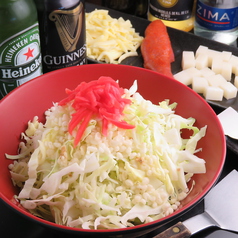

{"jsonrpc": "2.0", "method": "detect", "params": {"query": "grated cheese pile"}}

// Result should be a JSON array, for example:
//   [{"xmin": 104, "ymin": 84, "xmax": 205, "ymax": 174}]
[{"xmin": 86, "ymin": 9, "xmax": 144, "ymax": 64}]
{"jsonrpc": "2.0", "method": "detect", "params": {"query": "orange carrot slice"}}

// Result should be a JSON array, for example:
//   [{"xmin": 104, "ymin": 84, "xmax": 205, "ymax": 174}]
[
  {"xmin": 141, "ymin": 20, "xmax": 174, "ymax": 78},
  {"xmin": 59, "ymin": 76, "xmax": 135, "ymax": 146}
]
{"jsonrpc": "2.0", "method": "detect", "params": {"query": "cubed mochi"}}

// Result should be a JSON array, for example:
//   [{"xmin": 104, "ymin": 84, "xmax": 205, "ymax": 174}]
[
  {"xmin": 192, "ymin": 76, "xmax": 209, "ymax": 94},
  {"xmin": 205, "ymin": 74, "xmax": 227, "ymax": 87},
  {"xmin": 219, "ymin": 82, "xmax": 238, "ymax": 100},
  {"xmin": 234, "ymin": 76, "xmax": 238, "ymax": 88},
  {"xmin": 221, "ymin": 62, "xmax": 232, "ymax": 81},
  {"xmin": 200, "ymin": 67, "xmax": 215, "ymax": 77},
  {"xmin": 195, "ymin": 54, "xmax": 209, "ymax": 70},
  {"xmin": 228, "ymin": 55, "xmax": 238, "ymax": 74},
  {"xmin": 173, "ymin": 67, "xmax": 201, "ymax": 85},
  {"xmin": 221, "ymin": 51, "xmax": 232, "ymax": 62},
  {"xmin": 211, "ymin": 57, "xmax": 223, "ymax": 74},
  {"xmin": 207, "ymin": 49, "xmax": 221, "ymax": 67},
  {"xmin": 195, "ymin": 45, "xmax": 208, "ymax": 58},
  {"xmin": 182, "ymin": 51, "xmax": 195, "ymax": 70},
  {"xmin": 173, "ymin": 70, "xmax": 191, "ymax": 85},
  {"xmin": 203, "ymin": 86, "xmax": 223, "ymax": 101}
]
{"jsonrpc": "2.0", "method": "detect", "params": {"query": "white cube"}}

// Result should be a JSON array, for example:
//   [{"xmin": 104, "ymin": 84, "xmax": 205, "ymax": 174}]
[
  {"xmin": 174, "ymin": 67, "xmax": 201, "ymax": 85},
  {"xmin": 211, "ymin": 57, "xmax": 223, "ymax": 74},
  {"xmin": 228, "ymin": 55, "xmax": 238, "ymax": 74},
  {"xmin": 182, "ymin": 51, "xmax": 195, "ymax": 70},
  {"xmin": 203, "ymin": 86, "xmax": 223, "ymax": 101},
  {"xmin": 192, "ymin": 76, "xmax": 209, "ymax": 94},
  {"xmin": 185, "ymin": 67, "xmax": 202, "ymax": 77},
  {"xmin": 234, "ymin": 76, "xmax": 238, "ymax": 88},
  {"xmin": 173, "ymin": 70, "xmax": 192, "ymax": 85},
  {"xmin": 208, "ymin": 49, "xmax": 221, "ymax": 67},
  {"xmin": 205, "ymin": 74, "xmax": 227, "ymax": 87},
  {"xmin": 219, "ymin": 82, "xmax": 238, "ymax": 100},
  {"xmin": 221, "ymin": 51, "xmax": 232, "ymax": 62},
  {"xmin": 221, "ymin": 62, "xmax": 232, "ymax": 81},
  {"xmin": 195, "ymin": 54, "xmax": 209, "ymax": 70},
  {"xmin": 195, "ymin": 45, "xmax": 208, "ymax": 58},
  {"xmin": 200, "ymin": 67, "xmax": 215, "ymax": 77}
]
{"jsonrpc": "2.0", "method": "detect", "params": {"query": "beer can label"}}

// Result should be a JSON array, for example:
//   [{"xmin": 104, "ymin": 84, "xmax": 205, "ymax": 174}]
[
  {"xmin": 196, "ymin": 0, "xmax": 238, "ymax": 31},
  {"xmin": 149, "ymin": 0, "xmax": 194, "ymax": 21},
  {"xmin": 41, "ymin": 1, "xmax": 87, "ymax": 73},
  {"xmin": 0, "ymin": 23, "xmax": 42, "ymax": 98}
]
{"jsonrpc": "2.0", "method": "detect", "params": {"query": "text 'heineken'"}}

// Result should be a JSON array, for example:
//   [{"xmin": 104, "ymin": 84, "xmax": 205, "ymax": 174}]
[
  {"xmin": 0, "ymin": 0, "xmax": 43, "ymax": 99},
  {"xmin": 34, "ymin": 0, "xmax": 87, "ymax": 73}
]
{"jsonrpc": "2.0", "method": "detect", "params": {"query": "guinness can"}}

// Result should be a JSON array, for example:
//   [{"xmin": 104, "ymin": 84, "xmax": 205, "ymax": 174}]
[{"xmin": 34, "ymin": 0, "xmax": 86, "ymax": 73}]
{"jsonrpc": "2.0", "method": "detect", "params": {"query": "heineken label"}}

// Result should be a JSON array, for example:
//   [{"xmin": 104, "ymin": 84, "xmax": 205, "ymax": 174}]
[{"xmin": 0, "ymin": 23, "xmax": 42, "ymax": 98}]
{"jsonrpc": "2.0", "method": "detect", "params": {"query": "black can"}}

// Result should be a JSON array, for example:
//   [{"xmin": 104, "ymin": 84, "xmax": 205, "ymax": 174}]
[{"xmin": 34, "ymin": 0, "xmax": 86, "ymax": 73}]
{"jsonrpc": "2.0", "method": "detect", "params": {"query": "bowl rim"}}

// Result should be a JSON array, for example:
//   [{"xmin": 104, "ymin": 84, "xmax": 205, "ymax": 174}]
[{"xmin": 0, "ymin": 64, "xmax": 226, "ymax": 234}]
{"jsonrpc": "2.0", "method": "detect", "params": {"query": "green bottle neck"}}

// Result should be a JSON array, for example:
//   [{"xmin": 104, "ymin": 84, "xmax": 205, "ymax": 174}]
[{"xmin": 0, "ymin": 0, "xmax": 38, "ymax": 42}]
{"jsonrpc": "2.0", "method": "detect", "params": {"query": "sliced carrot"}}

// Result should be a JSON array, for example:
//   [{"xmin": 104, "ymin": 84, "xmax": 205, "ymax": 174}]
[
  {"xmin": 59, "ymin": 76, "xmax": 135, "ymax": 146},
  {"xmin": 141, "ymin": 20, "xmax": 174, "ymax": 78}
]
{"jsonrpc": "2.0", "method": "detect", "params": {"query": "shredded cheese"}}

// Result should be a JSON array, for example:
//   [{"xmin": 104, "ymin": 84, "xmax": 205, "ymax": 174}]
[{"xmin": 86, "ymin": 9, "xmax": 143, "ymax": 64}]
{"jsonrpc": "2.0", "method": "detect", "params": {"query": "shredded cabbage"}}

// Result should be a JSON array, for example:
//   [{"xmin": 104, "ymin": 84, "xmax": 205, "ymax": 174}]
[{"xmin": 7, "ymin": 80, "xmax": 206, "ymax": 229}]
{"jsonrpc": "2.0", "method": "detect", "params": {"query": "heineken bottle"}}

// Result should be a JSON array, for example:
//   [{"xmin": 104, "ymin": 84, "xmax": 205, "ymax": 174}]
[
  {"xmin": 34, "ymin": 0, "xmax": 87, "ymax": 73},
  {"xmin": 0, "ymin": 0, "xmax": 43, "ymax": 99}
]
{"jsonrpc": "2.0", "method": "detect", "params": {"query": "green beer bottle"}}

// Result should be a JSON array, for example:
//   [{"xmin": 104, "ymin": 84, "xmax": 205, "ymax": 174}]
[{"xmin": 0, "ymin": 0, "xmax": 43, "ymax": 99}]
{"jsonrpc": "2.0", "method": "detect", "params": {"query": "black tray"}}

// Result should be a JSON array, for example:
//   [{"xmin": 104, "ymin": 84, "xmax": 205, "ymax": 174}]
[
  {"xmin": 86, "ymin": 3, "xmax": 238, "ymax": 154},
  {"xmin": 86, "ymin": 3, "xmax": 238, "ymax": 110}
]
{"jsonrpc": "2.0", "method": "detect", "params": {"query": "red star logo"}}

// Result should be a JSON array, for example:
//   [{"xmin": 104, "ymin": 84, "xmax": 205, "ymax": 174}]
[{"xmin": 24, "ymin": 47, "xmax": 34, "ymax": 61}]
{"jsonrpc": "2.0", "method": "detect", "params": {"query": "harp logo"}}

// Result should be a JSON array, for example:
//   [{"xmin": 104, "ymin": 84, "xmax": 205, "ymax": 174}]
[{"xmin": 49, "ymin": 2, "xmax": 83, "ymax": 52}]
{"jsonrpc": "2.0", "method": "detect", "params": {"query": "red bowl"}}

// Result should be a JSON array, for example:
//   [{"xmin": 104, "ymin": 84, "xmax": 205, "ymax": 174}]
[{"xmin": 0, "ymin": 64, "xmax": 226, "ymax": 237}]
